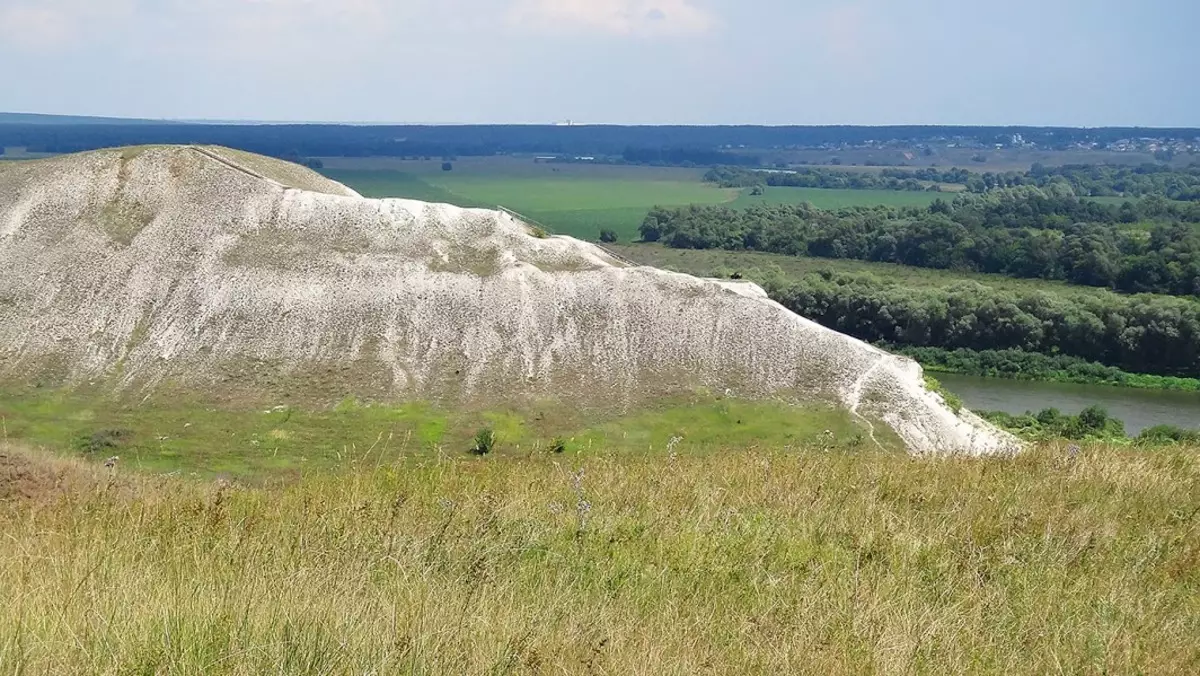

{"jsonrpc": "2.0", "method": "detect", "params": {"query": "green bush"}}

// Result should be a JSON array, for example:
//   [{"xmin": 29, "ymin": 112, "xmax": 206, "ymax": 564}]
[
  {"xmin": 599, "ymin": 229, "xmax": 619, "ymax": 243},
  {"xmin": 469, "ymin": 428, "xmax": 496, "ymax": 455},
  {"xmin": 1137, "ymin": 425, "xmax": 1200, "ymax": 444},
  {"xmin": 980, "ymin": 406, "xmax": 1127, "ymax": 442},
  {"xmin": 73, "ymin": 429, "xmax": 132, "ymax": 455}
]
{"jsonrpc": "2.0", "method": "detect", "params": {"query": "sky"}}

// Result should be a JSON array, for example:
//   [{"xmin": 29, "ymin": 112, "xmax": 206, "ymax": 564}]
[{"xmin": 1, "ymin": 0, "xmax": 1197, "ymax": 126}]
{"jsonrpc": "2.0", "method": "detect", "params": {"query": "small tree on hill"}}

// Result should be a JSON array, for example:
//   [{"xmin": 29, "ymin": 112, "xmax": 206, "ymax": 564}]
[
  {"xmin": 441, "ymin": 162, "xmax": 453, "ymax": 171},
  {"xmin": 599, "ymin": 229, "xmax": 619, "ymax": 243}
]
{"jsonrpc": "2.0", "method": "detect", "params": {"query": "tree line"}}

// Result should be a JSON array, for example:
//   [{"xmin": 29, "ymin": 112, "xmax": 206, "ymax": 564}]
[
  {"xmin": 733, "ymin": 267, "xmax": 1200, "ymax": 377},
  {"xmin": 640, "ymin": 186, "xmax": 1200, "ymax": 296},
  {"xmin": 974, "ymin": 163, "xmax": 1200, "ymax": 201},
  {"xmin": 887, "ymin": 344, "xmax": 1200, "ymax": 390},
  {"xmin": 5, "ymin": 123, "xmax": 1197, "ymax": 160},
  {"xmin": 704, "ymin": 166, "xmax": 953, "ymax": 191},
  {"xmin": 706, "ymin": 163, "xmax": 1200, "ymax": 202}
]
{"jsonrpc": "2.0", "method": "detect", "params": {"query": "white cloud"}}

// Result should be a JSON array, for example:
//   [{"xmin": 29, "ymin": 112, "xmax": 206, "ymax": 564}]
[{"xmin": 509, "ymin": 0, "xmax": 718, "ymax": 37}]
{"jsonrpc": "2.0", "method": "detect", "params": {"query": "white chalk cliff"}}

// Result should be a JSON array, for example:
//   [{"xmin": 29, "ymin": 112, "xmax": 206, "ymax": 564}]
[{"xmin": 0, "ymin": 146, "xmax": 1019, "ymax": 455}]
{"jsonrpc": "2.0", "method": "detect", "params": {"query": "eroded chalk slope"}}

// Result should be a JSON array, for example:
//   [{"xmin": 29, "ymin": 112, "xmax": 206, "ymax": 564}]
[{"xmin": 0, "ymin": 146, "xmax": 1020, "ymax": 455}]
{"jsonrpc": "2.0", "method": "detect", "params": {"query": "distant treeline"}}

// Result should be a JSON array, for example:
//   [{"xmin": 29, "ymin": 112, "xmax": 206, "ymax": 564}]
[
  {"xmin": 705, "ymin": 166, "xmax": 971, "ymax": 190},
  {"xmin": 970, "ymin": 163, "xmax": 1200, "ymax": 201},
  {"xmin": 707, "ymin": 163, "xmax": 1200, "ymax": 201},
  {"xmin": 733, "ymin": 267, "xmax": 1200, "ymax": 377},
  {"xmin": 887, "ymin": 345, "xmax": 1200, "ymax": 391},
  {"xmin": 3, "ymin": 122, "xmax": 1199, "ymax": 161},
  {"xmin": 641, "ymin": 187, "xmax": 1200, "ymax": 296}
]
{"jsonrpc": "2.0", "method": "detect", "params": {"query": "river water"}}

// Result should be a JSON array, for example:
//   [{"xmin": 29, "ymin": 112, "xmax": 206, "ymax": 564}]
[{"xmin": 936, "ymin": 373, "xmax": 1200, "ymax": 435}]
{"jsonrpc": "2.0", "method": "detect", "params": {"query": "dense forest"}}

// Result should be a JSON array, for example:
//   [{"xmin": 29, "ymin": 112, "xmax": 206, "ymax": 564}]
[
  {"xmin": 707, "ymin": 164, "xmax": 1200, "ymax": 201},
  {"xmin": 964, "ymin": 163, "xmax": 1200, "ymax": 200},
  {"xmin": 641, "ymin": 187, "xmax": 1200, "ymax": 296},
  {"xmin": 3, "ymin": 122, "xmax": 1199, "ymax": 161},
  {"xmin": 731, "ymin": 267, "xmax": 1200, "ymax": 377}
]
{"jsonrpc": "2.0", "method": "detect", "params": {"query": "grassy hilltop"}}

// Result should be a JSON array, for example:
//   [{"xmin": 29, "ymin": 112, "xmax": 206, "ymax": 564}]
[{"xmin": 2, "ymin": 441, "xmax": 1197, "ymax": 674}]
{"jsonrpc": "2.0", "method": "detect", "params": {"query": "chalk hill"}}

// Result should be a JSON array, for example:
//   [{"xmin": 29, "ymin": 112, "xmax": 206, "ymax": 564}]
[{"xmin": 0, "ymin": 146, "xmax": 1017, "ymax": 455}]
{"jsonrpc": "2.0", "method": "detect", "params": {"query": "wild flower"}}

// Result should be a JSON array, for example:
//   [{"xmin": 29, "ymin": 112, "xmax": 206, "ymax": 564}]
[
  {"xmin": 576, "ymin": 499, "xmax": 592, "ymax": 529},
  {"xmin": 666, "ymin": 435, "xmax": 682, "ymax": 463}
]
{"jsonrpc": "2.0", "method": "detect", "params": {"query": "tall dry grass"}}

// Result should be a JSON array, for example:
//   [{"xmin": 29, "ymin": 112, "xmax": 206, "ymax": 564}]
[{"xmin": 0, "ymin": 442, "xmax": 1197, "ymax": 674}]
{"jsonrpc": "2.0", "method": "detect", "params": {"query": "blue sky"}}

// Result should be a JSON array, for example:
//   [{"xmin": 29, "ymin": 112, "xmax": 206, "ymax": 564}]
[{"xmin": 1, "ymin": 0, "xmax": 1197, "ymax": 126}]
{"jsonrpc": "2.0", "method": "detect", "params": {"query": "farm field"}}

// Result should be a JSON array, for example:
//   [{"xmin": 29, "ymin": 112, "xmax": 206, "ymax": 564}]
[
  {"xmin": 321, "ymin": 157, "xmax": 732, "ymax": 241},
  {"xmin": 322, "ymin": 158, "xmax": 957, "ymax": 241}
]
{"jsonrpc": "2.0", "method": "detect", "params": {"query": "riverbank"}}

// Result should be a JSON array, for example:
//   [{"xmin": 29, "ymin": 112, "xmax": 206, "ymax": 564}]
[
  {"xmin": 891, "ymin": 344, "xmax": 1200, "ymax": 392},
  {"xmin": 937, "ymin": 372, "xmax": 1200, "ymax": 437}
]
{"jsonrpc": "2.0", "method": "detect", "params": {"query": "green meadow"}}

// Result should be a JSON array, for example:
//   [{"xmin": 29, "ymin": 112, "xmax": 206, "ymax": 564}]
[
  {"xmin": 0, "ymin": 387, "xmax": 872, "ymax": 480},
  {"xmin": 322, "ymin": 159, "xmax": 733, "ymax": 242}
]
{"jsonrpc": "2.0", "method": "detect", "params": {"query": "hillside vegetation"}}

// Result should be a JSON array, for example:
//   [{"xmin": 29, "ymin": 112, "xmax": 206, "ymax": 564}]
[{"xmin": 1, "ymin": 442, "xmax": 1196, "ymax": 674}]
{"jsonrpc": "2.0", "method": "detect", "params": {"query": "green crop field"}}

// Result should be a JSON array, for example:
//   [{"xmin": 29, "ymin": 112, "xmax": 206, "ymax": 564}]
[
  {"xmin": 322, "ymin": 158, "xmax": 734, "ymax": 242},
  {"xmin": 322, "ymin": 158, "xmax": 983, "ymax": 242}
]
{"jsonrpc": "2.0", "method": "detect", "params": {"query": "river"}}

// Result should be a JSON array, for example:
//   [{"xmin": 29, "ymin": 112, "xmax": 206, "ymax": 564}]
[{"xmin": 936, "ymin": 373, "xmax": 1200, "ymax": 435}]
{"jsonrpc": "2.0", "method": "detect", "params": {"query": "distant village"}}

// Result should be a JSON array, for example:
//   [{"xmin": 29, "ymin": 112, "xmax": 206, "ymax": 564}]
[{"xmin": 758, "ymin": 133, "xmax": 1200, "ymax": 156}]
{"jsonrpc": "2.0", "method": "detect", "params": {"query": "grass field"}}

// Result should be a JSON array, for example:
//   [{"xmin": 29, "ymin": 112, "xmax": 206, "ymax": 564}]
[
  {"xmin": 0, "ymin": 387, "xmax": 873, "ymax": 479},
  {"xmin": 321, "ymin": 158, "xmax": 959, "ymax": 242},
  {"xmin": 322, "ymin": 159, "xmax": 734, "ymax": 242},
  {"xmin": 2, "ymin": 441, "xmax": 1196, "ymax": 674}
]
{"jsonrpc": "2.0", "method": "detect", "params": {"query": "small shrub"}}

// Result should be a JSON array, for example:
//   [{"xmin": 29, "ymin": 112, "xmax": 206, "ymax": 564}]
[
  {"xmin": 470, "ymin": 428, "xmax": 496, "ymax": 455},
  {"xmin": 1137, "ymin": 424, "xmax": 1200, "ymax": 444},
  {"xmin": 73, "ymin": 429, "xmax": 132, "ymax": 455},
  {"xmin": 549, "ymin": 437, "xmax": 568, "ymax": 454},
  {"xmin": 599, "ymin": 229, "xmax": 618, "ymax": 243},
  {"xmin": 527, "ymin": 225, "xmax": 549, "ymax": 239},
  {"xmin": 441, "ymin": 162, "xmax": 453, "ymax": 172}
]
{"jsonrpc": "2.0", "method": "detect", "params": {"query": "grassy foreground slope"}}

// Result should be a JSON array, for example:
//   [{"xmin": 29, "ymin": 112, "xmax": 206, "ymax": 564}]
[{"xmin": 1, "ymin": 443, "xmax": 1197, "ymax": 674}]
